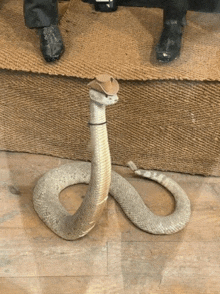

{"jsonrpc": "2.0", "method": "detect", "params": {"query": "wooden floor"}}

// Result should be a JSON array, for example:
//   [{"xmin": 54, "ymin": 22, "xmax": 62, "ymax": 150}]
[{"xmin": 0, "ymin": 151, "xmax": 220, "ymax": 294}]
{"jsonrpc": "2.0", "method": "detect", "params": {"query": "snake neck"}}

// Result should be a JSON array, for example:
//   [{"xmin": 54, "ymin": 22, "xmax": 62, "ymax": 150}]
[
  {"xmin": 84, "ymin": 100, "xmax": 111, "ymax": 212},
  {"xmin": 89, "ymin": 100, "xmax": 106, "ymax": 125},
  {"xmin": 89, "ymin": 100, "xmax": 110, "ymax": 170}
]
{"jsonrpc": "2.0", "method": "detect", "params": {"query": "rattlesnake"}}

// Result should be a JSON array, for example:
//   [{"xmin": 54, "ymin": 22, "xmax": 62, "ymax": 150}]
[{"xmin": 33, "ymin": 89, "xmax": 191, "ymax": 240}]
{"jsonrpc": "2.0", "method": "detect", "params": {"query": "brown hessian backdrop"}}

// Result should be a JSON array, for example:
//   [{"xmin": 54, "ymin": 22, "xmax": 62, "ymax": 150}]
[{"xmin": 0, "ymin": 0, "xmax": 220, "ymax": 176}]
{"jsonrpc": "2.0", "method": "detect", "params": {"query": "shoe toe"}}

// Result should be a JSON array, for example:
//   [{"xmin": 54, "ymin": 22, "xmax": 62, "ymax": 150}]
[
  {"xmin": 43, "ymin": 42, "xmax": 64, "ymax": 62},
  {"xmin": 156, "ymin": 47, "xmax": 179, "ymax": 63},
  {"xmin": 39, "ymin": 25, "xmax": 64, "ymax": 62}
]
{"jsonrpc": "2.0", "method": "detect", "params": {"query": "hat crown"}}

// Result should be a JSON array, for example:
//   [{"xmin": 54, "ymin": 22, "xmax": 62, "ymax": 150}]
[
  {"xmin": 88, "ymin": 73, "xmax": 119, "ymax": 95},
  {"xmin": 96, "ymin": 74, "xmax": 113, "ymax": 84}
]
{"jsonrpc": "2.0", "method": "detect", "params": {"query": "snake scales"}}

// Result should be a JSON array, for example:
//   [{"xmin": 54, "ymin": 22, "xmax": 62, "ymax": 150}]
[{"xmin": 33, "ymin": 89, "xmax": 191, "ymax": 240}]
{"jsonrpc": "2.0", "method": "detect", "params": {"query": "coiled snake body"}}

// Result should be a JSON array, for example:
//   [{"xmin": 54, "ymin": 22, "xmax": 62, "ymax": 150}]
[{"xmin": 33, "ymin": 89, "xmax": 191, "ymax": 240}]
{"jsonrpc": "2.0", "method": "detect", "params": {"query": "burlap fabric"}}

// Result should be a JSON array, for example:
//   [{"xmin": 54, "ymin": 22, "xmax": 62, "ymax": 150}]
[
  {"xmin": 1, "ymin": 0, "xmax": 220, "ymax": 80},
  {"xmin": 0, "ymin": 0, "xmax": 220, "ymax": 175},
  {"xmin": 1, "ymin": 69, "xmax": 220, "ymax": 176}
]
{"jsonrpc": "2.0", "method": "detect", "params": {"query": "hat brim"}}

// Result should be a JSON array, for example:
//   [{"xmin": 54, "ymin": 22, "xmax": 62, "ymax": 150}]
[{"xmin": 88, "ymin": 78, "xmax": 119, "ymax": 95}]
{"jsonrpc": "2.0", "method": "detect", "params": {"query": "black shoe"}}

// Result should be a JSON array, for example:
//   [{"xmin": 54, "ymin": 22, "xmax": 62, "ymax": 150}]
[
  {"xmin": 38, "ymin": 25, "xmax": 64, "ymax": 62},
  {"xmin": 156, "ymin": 20, "xmax": 184, "ymax": 63},
  {"xmin": 95, "ymin": 0, "xmax": 118, "ymax": 12}
]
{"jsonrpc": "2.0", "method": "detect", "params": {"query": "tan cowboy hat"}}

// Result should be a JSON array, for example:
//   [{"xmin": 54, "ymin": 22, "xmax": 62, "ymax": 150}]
[{"xmin": 88, "ymin": 73, "xmax": 119, "ymax": 95}]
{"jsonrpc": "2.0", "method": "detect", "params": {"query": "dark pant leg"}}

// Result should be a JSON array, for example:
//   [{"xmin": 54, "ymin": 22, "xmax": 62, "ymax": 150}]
[
  {"xmin": 24, "ymin": 0, "xmax": 58, "ymax": 28},
  {"xmin": 163, "ymin": 0, "xmax": 188, "ymax": 22}
]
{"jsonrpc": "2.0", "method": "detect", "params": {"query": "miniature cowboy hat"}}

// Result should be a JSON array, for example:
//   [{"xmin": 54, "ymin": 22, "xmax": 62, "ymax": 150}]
[{"xmin": 88, "ymin": 74, "xmax": 119, "ymax": 95}]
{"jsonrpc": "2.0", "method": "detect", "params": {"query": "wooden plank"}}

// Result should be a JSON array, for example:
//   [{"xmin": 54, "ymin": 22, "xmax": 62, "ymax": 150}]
[
  {"xmin": 0, "ymin": 276, "xmax": 125, "ymax": 294},
  {"xmin": 0, "ymin": 234, "xmax": 107, "ymax": 277},
  {"xmin": 108, "ymin": 241, "xmax": 220, "ymax": 276},
  {"xmin": 1, "ymin": 275, "xmax": 219, "ymax": 294},
  {"xmin": 108, "ymin": 241, "xmax": 220, "ymax": 293},
  {"xmin": 1, "ymin": 151, "xmax": 220, "ymax": 294}
]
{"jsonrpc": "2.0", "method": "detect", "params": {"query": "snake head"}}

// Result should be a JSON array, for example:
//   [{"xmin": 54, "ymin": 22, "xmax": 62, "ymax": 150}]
[{"xmin": 89, "ymin": 89, "xmax": 118, "ymax": 106}]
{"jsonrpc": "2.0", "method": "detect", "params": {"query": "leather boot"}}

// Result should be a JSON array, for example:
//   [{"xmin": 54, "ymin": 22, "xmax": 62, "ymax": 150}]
[
  {"xmin": 156, "ymin": 18, "xmax": 185, "ymax": 63},
  {"xmin": 37, "ymin": 25, "xmax": 64, "ymax": 62}
]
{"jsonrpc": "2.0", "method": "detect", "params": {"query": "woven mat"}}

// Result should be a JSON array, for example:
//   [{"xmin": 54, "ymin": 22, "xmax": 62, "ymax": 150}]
[
  {"xmin": 1, "ymin": 69, "xmax": 220, "ymax": 176},
  {"xmin": 1, "ymin": 0, "xmax": 220, "ymax": 176},
  {"xmin": 1, "ymin": 0, "xmax": 220, "ymax": 80}
]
